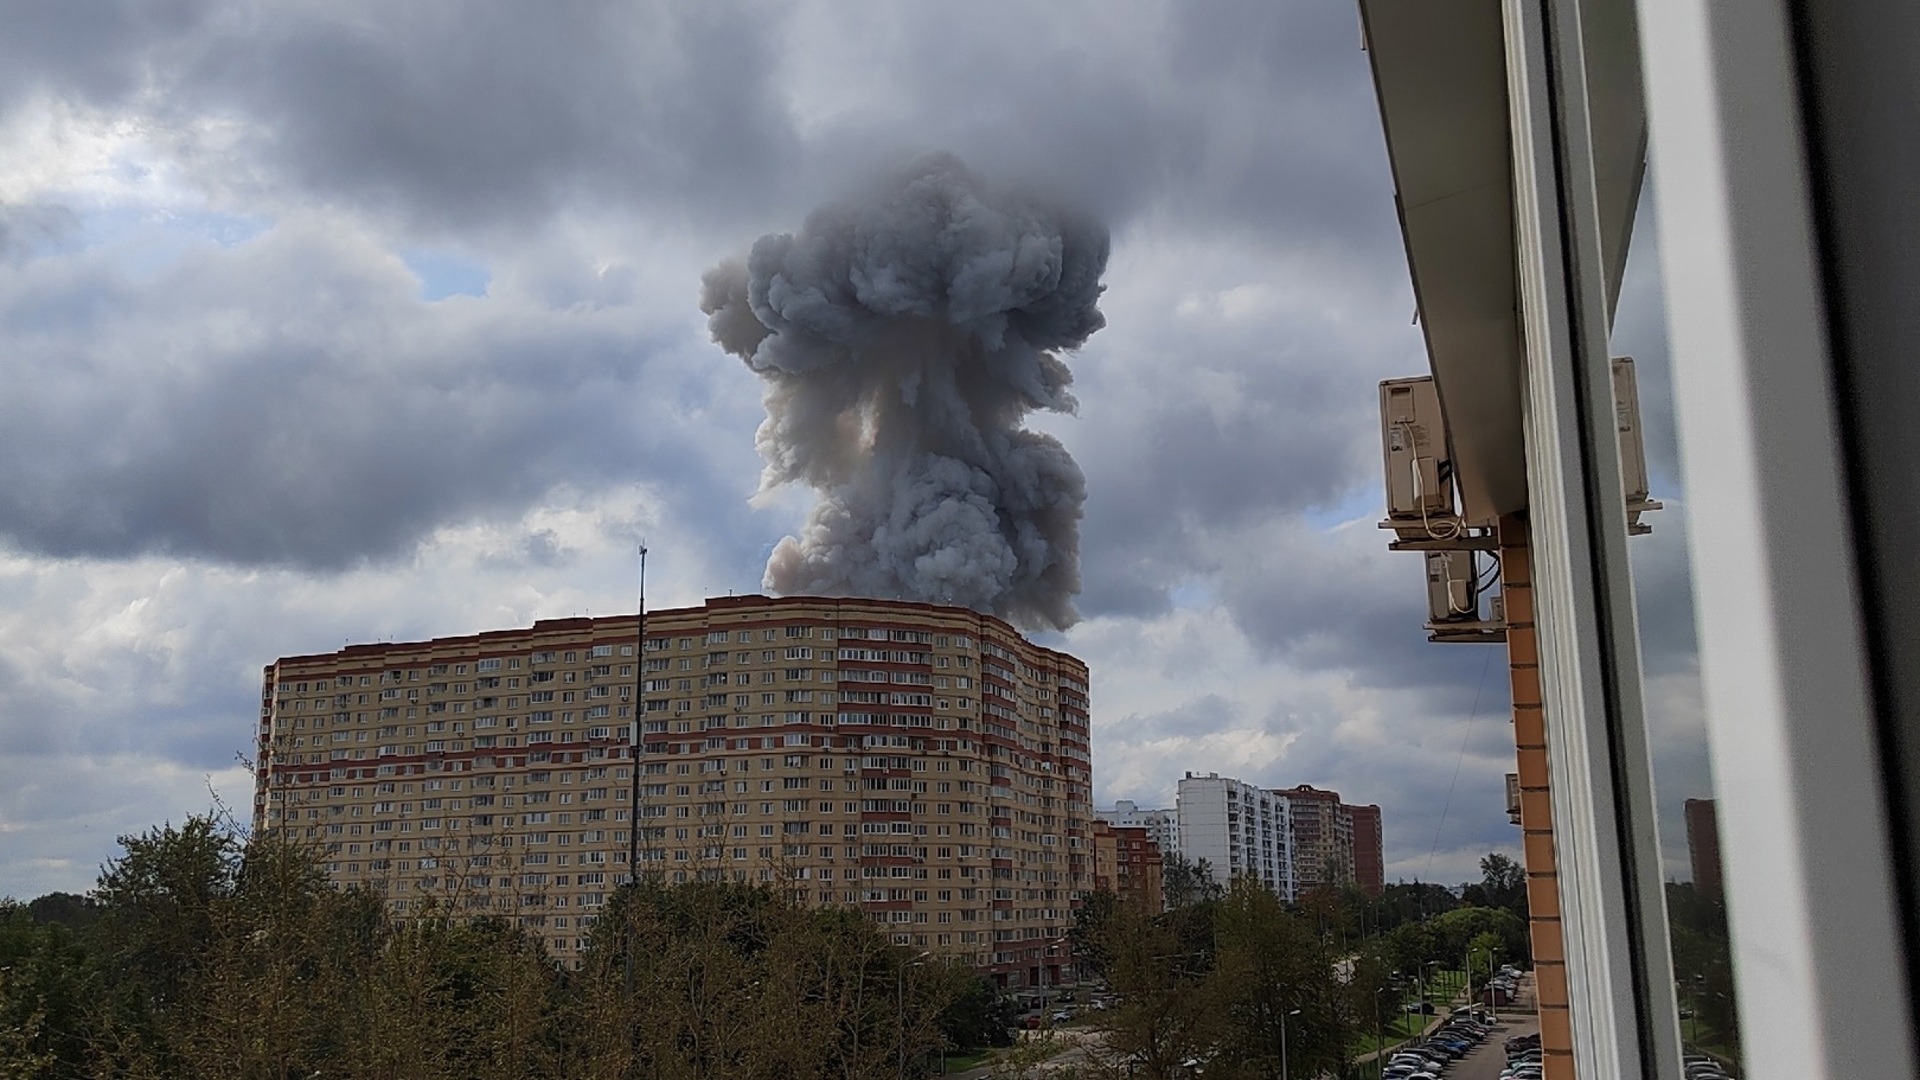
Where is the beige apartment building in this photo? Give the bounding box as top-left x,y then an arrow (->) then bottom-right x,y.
1089,819 -> 1164,912
252,594 -> 1093,988
1276,784 -> 1355,895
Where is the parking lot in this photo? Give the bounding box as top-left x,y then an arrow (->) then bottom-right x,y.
1444,1016 -> 1540,1080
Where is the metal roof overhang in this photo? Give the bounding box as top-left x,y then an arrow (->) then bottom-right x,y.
1358,0 -> 1646,523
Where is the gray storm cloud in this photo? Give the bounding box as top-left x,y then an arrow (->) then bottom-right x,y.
700,153 -> 1110,630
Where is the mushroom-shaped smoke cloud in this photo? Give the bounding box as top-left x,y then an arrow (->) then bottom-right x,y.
701,153 -> 1110,631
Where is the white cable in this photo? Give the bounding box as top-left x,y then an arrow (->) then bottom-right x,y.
1449,553 -> 1477,615
1410,449 -> 1463,541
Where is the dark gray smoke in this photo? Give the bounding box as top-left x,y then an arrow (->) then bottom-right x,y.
700,153 -> 1109,630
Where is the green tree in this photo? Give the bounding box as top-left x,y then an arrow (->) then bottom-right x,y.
0,901 -> 92,1079
1207,879 -> 1350,1080
23,893 -> 98,931
1372,882 -> 1458,931
87,815 -> 243,1075
575,878 -> 957,1079
1161,854 -> 1223,910
1080,898 -> 1220,1079
938,970 -> 1017,1051
1426,906 -> 1528,969
1667,882 -> 1740,1064
1069,889 -> 1119,977
1460,853 -> 1528,924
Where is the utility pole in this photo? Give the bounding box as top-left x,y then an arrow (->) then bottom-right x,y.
1374,986 -> 1387,1073
628,543 -> 648,884
1490,946 -> 1500,1022
1280,1006 -> 1301,1080
625,543 -> 648,1000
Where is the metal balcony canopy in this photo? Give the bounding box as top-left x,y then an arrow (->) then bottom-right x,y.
1358,0 -> 1646,523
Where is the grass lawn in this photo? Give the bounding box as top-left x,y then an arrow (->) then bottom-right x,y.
1425,968 -> 1468,1000
1350,969 -> 1476,1064
940,1049 -> 992,1074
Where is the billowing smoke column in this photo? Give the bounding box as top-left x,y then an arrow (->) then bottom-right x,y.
700,153 -> 1109,631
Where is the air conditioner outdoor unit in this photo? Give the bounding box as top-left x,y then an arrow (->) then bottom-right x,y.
1425,550 -> 1477,623
1425,554 -> 1507,644
1611,357 -> 1664,535
1379,376 -> 1463,542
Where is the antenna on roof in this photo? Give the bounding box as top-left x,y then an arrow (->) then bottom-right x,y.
627,539 -> 649,994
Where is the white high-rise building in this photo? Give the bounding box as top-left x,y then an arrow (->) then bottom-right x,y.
1101,799 -> 1179,860
1175,772 -> 1295,901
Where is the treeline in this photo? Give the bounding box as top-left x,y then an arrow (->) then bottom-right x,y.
1667,881 -> 1740,1059
1064,855 -> 1532,1080
0,816 -> 1011,1080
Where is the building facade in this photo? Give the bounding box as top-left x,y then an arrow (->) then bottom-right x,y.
1347,802 -> 1384,896
1684,798 -> 1722,900
253,595 -> 1093,988
1277,784 -> 1354,894
1090,820 -> 1164,912
1100,799 -> 1179,861
1175,773 -> 1294,901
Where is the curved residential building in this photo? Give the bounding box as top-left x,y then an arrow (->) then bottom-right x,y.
254,594 -> 1093,988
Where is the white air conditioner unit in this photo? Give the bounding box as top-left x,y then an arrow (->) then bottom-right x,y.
1425,550 -> 1477,623
1425,553 -> 1507,644
1379,376 -> 1462,541
1612,357 -> 1664,535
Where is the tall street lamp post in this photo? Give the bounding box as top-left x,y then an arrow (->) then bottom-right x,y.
1280,1006 -> 1302,1080
1688,974 -> 1704,1047
896,951 -> 930,1079
1488,947 -> 1500,1022
1374,986 -> 1390,1076
1465,943 -> 1477,1020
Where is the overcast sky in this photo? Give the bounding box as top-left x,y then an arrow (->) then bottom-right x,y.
0,0 -> 1713,899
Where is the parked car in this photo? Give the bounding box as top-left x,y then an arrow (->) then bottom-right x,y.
1506,1032 -> 1542,1054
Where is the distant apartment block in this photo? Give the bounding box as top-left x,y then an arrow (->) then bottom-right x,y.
1101,799 -> 1179,860
1176,773 -> 1295,901
1684,798 -> 1723,899
1277,784 -> 1353,894
253,595 -> 1092,989
1090,820 -> 1165,911
1347,803 -> 1384,895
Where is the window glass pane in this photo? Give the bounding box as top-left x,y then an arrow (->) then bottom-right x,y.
1612,180 -> 1746,1077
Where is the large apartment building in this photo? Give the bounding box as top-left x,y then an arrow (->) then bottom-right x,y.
1118,780 -> 1383,903
252,595 -> 1093,988
1176,773 -> 1295,901
1276,784 -> 1354,895
1347,802 -> 1384,896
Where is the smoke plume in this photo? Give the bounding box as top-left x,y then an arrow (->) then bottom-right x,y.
701,153 -> 1109,630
